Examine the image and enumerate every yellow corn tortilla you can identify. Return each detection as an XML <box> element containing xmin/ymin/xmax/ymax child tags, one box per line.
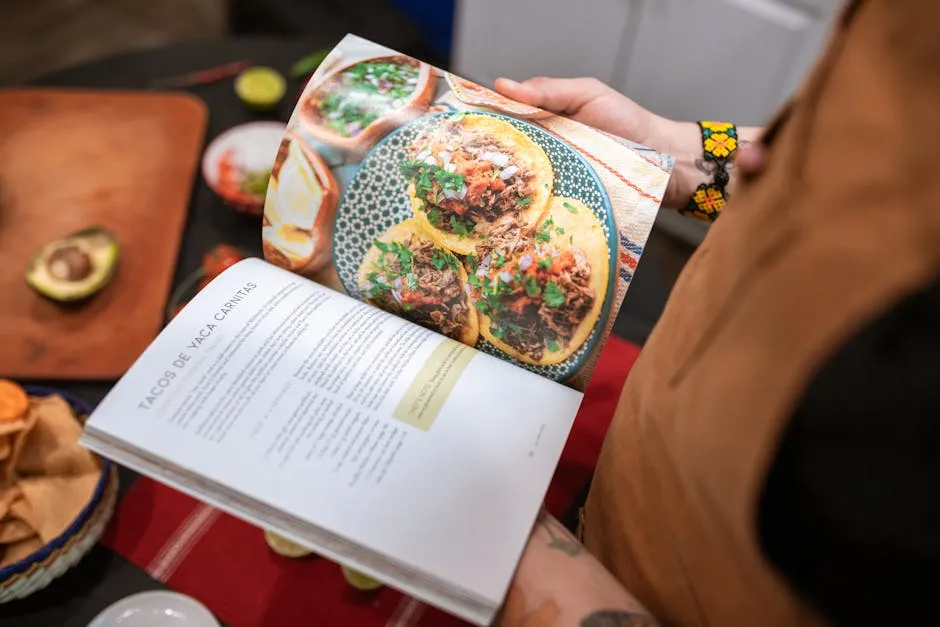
<box><xmin>358</xmin><ymin>218</ymin><xmax>480</xmax><ymax>345</ymax></box>
<box><xmin>409</xmin><ymin>114</ymin><xmax>553</xmax><ymax>255</ymax></box>
<box><xmin>479</xmin><ymin>197</ymin><xmax>610</xmax><ymax>365</ymax></box>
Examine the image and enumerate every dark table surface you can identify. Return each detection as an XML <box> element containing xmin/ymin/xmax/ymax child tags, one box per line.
<box><xmin>1</xmin><ymin>34</ymin><xmax>685</xmax><ymax>627</ymax></box>
<box><xmin>2</xmin><ymin>35</ymin><xmax>336</xmax><ymax>627</ymax></box>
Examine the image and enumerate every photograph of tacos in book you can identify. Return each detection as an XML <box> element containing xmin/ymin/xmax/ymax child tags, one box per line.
<box><xmin>300</xmin><ymin>55</ymin><xmax>436</xmax><ymax>155</ymax></box>
<box><xmin>358</xmin><ymin>218</ymin><xmax>480</xmax><ymax>345</ymax></box>
<box><xmin>401</xmin><ymin>113</ymin><xmax>554</xmax><ymax>256</ymax></box>
<box><xmin>262</xmin><ymin>134</ymin><xmax>339</xmax><ymax>276</ymax></box>
<box><xmin>468</xmin><ymin>197</ymin><xmax>609</xmax><ymax>365</ymax></box>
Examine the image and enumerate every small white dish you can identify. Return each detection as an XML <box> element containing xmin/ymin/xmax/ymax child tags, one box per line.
<box><xmin>202</xmin><ymin>120</ymin><xmax>287</xmax><ymax>216</ymax></box>
<box><xmin>88</xmin><ymin>591</ymin><xmax>219</xmax><ymax>627</ymax></box>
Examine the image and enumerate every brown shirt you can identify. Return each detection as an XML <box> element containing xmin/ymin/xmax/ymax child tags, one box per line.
<box><xmin>581</xmin><ymin>2</ymin><xmax>940</xmax><ymax>626</ymax></box>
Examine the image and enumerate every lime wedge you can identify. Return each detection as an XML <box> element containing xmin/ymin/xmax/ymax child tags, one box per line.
<box><xmin>341</xmin><ymin>565</ymin><xmax>384</xmax><ymax>591</ymax></box>
<box><xmin>235</xmin><ymin>67</ymin><xmax>286</xmax><ymax>110</ymax></box>
<box><xmin>264</xmin><ymin>530</ymin><xmax>312</xmax><ymax>558</ymax></box>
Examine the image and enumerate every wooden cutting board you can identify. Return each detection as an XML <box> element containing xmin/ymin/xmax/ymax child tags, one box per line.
<box><xmin>0</xmin><ymin>89</ymin><xmax>207</xmax><ymax>380</ymax></box>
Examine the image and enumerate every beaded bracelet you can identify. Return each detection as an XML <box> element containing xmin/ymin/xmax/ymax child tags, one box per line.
<box><xmin>681</xmin><ymin>121</ymin><xmax>738</xmax><ymax>222</ymax></box>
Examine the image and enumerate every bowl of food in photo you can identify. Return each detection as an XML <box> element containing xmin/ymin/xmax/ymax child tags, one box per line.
<box><xmin>261</xmin><ymin>133</ymin><xmax>340</xmax><ymax>278</ymax></box>
<box><xmin>445</xmin><ymin>73</ymin><xmax>554</xmax><ymax>120</ymax></box>
<box><xmin>0</xmin><ymin>383</ymin><xmax>117</xmax><ymax>602</ymax></box>
<box><xmin>202</xmin><ymin>121</ymin><xmax>286</xmax><ymax>216</ymax></box>
<box><xmin>298</xmin><ymin>55</ymin><xmax>436</xmax><ymax>160</ymax></box>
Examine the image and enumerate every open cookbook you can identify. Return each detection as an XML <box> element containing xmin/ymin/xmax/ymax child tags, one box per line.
<box><xmin>81</xmin><ymin>35</ymin><xmax>673</xmax><ymax>626</ymax></box>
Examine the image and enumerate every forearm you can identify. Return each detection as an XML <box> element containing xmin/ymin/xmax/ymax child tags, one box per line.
<box><xmin>656</xmin><ymin>118</ymin><xmax>763</xmax><ymax>210</ymax></box>
<box><xmin>497</xmin><ymin>512</ymin><xmax>658</xmax><ymax>627</ymax></box>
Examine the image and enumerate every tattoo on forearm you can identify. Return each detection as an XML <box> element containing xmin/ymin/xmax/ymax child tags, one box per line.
<box><xmin>580</xmin><ymin>609</ymin><xmax>659</xmax><ymax>626</ymax></box>
<box><xmin>542</xmin><ymin>516</ymin><xmax>584</xmax><ymax>557</ymax></box>
<box><xmin>500</xmin><ymin>585</ymin><xmax>559</xmax><ymax>626</ymax></box>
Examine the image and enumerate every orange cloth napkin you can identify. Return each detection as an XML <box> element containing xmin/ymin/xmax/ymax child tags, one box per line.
<box><xmin>0</xmin><ymin>393</ymin><xmax>100</xmax><ymax>567</ymax></box>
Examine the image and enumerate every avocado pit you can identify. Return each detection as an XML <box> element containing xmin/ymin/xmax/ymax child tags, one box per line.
<box><xmin>26</xmin><ymin>227</ymin><xmax>120</xmax><ymax>303</ymax></box>
<box><xmin>47</xmin><ymin>245</ymin><xmax>94</xmax><ymax>282</ymax></box>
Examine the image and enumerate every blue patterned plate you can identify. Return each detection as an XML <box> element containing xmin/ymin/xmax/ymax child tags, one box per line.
<box><xmin>333</xmin><ymin>111</ymin><xmax>617</xmax><ymax>381</ymax></box>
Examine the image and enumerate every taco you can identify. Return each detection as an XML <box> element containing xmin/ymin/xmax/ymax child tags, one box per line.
<box><xmin>357</xmin><ymin>218</ymin><xmax>479</xmax><ymax>345</ymax></box>
<box><xmin>262</xmin><ymin>134</ymin><xmax>339</xmax><ymax>276</ymax></box>
<box><xmin>402</xmin><ymin>113</ymin><xmax>554</xmax><ymax>256</ymax></box>
<box><xmin>445</xmin><ymin>74</ymin><xmax>553</xmax><ymax>120</ymax></box>
<box><xmin>300</xmin><ymin>55</ymin><xmax>436</xmax><ymax>157</ymax></box>
<box><xmin>468</xmin><ymin>197</ymin><xmax>609</xmax><ymax>365</ymax></box>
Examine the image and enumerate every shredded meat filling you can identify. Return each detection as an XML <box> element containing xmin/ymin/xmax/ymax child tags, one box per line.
<box><xmin>366</xmin><ymin>237</ymin><xmax>470</xmax><ymax>339</ymax></box>
<box><xmin>472</xmin><ymin>243</ymin><xmax>595</xmax><ymax>361</ymax></box>
<box><xmin>405</xmin><ymin>123</ymin><xmax>535</xmax><ymax>235</ymax></box>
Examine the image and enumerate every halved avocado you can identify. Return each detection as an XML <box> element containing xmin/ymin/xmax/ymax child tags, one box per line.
<box><xmin>26</xmin><ymin>227</ymin><xmax>119</xmax><ymax>302</ymax></box>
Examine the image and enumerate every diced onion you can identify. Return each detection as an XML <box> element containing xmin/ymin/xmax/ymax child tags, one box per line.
<box><xmin>518</xmin><ymin>254</ymin><xmax>533</xmax><ymax>271</ymax></box>
<box><xmin>393</xmin><ymin>277</ymin><xmax>403</xmax><ymax>290</ymax></box>
<box><xmin>446</xmin><ymin>163</ymin><xmax>457</xmax><ymax>173</ymax></box>
<box><xmin>416</xmin><ymin>148</ymin><xmax>431</xmax><ymax>161</ymax></box>
<box><xmin>443</xmin><ymin>188</ymin><xmax>461</xmax><ymax>199</ymax></box>
<box><xmin>423</xmin><ymin>155</ymin><xmax>437</xmax><ymax>166</ymax></box>
<box><xmin>499</xmin><ymin>271</ymin><xmax>513</xmax><ymax>284</ymax></box>
<box><xmin>499</xmin><ymin>165</ymin><xmax>520</xmax><ymax>180</ymax></box>
<box><xmin>480</xmin><ymin>152</ymin><xmax>510</xmax><ymax>167</ymax></box>
<box><xmin>481</xmin><ymin>255</ymin><xmax>492</xmax><ymax>268</ymax></box>
<box><xmin>458</xmin><ymin>185</ymin><xmax>468</xmax><ymax>199</ymax></box>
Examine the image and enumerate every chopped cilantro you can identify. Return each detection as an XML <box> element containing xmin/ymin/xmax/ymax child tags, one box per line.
<box><xmin>513</xmin><ymin>271</ymin><xmax>524</xmax><ymax>284</ymax></box>
<box><xmin>427</xmin><ymin>208</ymin><xmax>442</xmax><ymax>226</ymax></box>
<box><xmin>535</xmin><ymin>218</ymin><xmax>554</xmax><ymax>243</ymax></box>
<box><xmin>486</xmin><ymin>291</ymin><xmax>504</xmax><ymax>313</ymax></box>
<box><xmin>431</xmin><ymin>248</ymin><xmax>458</xmax><ymax>271</ymax></box>
<box><xmin>517</xmin><ymin>197</ymin><xmax>533</xmax><ymax>207</ymax></box>
<box><xmin>468</xmin><ymin>273</ymin><xmax>482</xmax><ymax>289</ymax></box>
<box><xmin>450</xmin><ymin>215</ymin><xmax>473</xmax><ymax>238</ymax></box>
<box><xmin>489</xmin><ymin>324</ymin><xmax>505</xmax><ymax>340</ymax></box>
<box><xmin>405</xmin><ymin>273</ymin><xmax>419</xmax><ymax>290</ymax></box>
<box><xmin>402</xmin><ymin>302</ymin><xmax>415</xmax><ymax>312</ymax></box>
<box><xmin>538</xmin><ymin>257</ymin><xmax>553</xmax><ymax>270</ymax></box>
<box><xmin>563</xmin><ymin>201</ymin><xmax>579</xmax><ymax>213</ymax></box>
<box><xmin>399</xmin><ymin>160</ymin><xmax>465</xmax><ymax>202</ymax></box>
<box><xmin>556</xmin><ymin>226</ymin><xmax>565</xmax><ymax>235</ymax></box>
<box><xmin>547</xmin><ymin>339</ymin><xmax>561</xmax><ymax>352</ymax></box>
<box><xmin>543</xmin><ymin>282</ymin><xmax>566</xmax><ymax>307</ymax></box>
<box><xmin>524</xmin><ymin>275</ymin><xmax>541</xmax><ymax>297</ymax></box>
<box><xmin>366</xmin><ymin>271</ymin><xmax>391</xmax><ymax>298</ymax></box>
<box><xmin>494</xmin><ymin>251</ymin><xmax>506</xmax><ymax>267</ymax></box>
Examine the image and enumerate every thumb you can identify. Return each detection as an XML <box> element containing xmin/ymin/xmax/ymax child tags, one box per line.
<box><xmin>494</xmin><ymin>77</ymin><xmax>608</xmax><ymax>115</ymax></box>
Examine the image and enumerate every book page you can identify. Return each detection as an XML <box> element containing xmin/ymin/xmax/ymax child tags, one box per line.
<box><xmin>257</xmin><ymin>34</ymin><xmax>673</xmax><ymax>391</ymax></box>
<box><xmin>83</xmin><ymin>258</ymin><xmax>581</xmax><ymax>620</ymax></box>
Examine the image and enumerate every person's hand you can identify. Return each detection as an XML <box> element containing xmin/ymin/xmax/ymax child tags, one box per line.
<box><xmin>495</xmin><ymin>76</ymin><xmax>766</xmax><ymax>211</ymax></box>
<box><xmin>495</xmin><ymin>77</ymin><xmax>669</xmax><ymax>149</ymax></box>
<box><xmin>495</xmin><ymin>77</ymin><xmax>697</xmax><ymax>209</ymax></box>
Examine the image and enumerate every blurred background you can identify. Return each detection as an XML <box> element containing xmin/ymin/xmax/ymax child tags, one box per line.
<box><xmin>2</xmin><ymin>0</ymin><xmax>843</xmax><ymax>248</ymax></box>
<box><xmin>1</xmin><ymin>0</ymin><xmax>843</xmax><ymax>342</ymax></box>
